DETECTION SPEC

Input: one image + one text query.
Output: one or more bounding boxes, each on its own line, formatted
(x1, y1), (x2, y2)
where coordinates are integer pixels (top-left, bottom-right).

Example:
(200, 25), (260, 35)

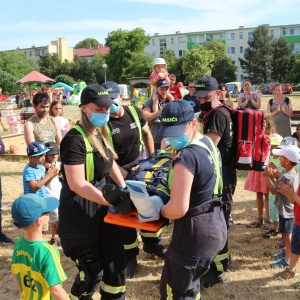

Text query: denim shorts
(291, 223), (300, 255)
(279, 215), (294, 234)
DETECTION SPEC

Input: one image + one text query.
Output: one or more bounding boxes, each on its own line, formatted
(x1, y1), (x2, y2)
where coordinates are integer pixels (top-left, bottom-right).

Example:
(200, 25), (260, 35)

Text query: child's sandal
(276, 268), (298, 279)
(247, 218), (263, 228)
(275, 239), (285, 249)
(262, 219), (273, 230)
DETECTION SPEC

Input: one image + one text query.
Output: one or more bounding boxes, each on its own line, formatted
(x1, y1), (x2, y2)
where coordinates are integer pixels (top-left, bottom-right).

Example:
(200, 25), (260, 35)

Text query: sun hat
(153, 58), (166, 66)
(159, 99), (194, 137)
(80, 84), (114, 107)
(270, 133), (283, 146)
(27, 141), (50, 157)
(194, 76), (219, 98)
(11, 193), (59, 228)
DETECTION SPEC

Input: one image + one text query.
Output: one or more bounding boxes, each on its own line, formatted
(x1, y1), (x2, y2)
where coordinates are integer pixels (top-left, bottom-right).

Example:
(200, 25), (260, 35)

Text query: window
(239, 32), (243, 39)
(227, 33), (235, 40)
(159, 38), (167, 55)
(290, 28), (295, 35)
(283, 28), (287, 35)
(178, 37), (185, 44)
(290, 43), (295, 51)
(227, 47), (235, 54)
(179, 50), (184, 57)
(240, 46), (243, 54)
(171, 37), (174, 44)
(248, 31), (253, 40)
(152, 39), (155, 46)
(206, 34), (213, 42)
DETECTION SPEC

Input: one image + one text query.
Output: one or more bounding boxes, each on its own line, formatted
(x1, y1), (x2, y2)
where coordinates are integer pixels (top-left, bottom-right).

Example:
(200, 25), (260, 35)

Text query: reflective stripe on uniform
(166, 283), (173, 300)
(139, 228), (162, 238)
(213, 252), (229, 272)
(144, 158), (170, 182)
(124, 238), (139, 250)
(100, 280), (125, 294)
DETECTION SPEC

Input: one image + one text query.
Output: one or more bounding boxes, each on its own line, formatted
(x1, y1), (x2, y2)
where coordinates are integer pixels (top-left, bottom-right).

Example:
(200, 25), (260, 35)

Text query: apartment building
(144, 24), (300, 81)
(2, 37), (74, 64)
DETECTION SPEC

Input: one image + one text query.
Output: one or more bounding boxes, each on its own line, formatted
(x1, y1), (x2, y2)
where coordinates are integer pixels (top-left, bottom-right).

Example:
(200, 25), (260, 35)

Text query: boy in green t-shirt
(11, 193), (69, 300)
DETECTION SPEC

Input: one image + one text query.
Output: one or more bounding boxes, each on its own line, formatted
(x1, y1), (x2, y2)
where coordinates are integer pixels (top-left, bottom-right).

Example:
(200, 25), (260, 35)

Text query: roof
(73, 45), (110, 57)
(16, 71), (55, 84)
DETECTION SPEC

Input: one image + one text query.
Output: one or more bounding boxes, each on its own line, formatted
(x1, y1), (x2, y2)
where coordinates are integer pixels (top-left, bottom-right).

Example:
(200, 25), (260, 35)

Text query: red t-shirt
(295, 186), (300, 226)
(170, 85), (182, 99)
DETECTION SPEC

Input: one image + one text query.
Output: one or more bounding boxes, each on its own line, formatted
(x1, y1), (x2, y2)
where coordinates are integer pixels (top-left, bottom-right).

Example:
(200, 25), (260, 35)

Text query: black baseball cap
(101, 81), (120, 99)
(80, 84), (114, 107)
(194, 76), (219, 98)
(45, 142), (60, 155)
(159, 100), (194, 137)
(156, 79), (170, 88)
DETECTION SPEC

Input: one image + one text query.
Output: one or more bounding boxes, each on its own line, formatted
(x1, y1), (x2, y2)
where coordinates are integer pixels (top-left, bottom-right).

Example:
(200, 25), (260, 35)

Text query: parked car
(293, 83), (300, 91)
(260, 84), (272, 94)
(281, 83), (293, 94)
(6, 94), (16, 104)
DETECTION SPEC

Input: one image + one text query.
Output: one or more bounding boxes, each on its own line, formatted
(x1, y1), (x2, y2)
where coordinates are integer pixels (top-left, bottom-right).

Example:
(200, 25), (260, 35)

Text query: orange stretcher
(104, 209), (165, 232)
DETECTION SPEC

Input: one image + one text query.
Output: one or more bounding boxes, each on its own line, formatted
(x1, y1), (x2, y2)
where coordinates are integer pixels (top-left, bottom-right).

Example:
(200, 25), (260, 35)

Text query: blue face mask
(167, 132), (189, 150)
(110, 99), (121, 113)
(86, 108), (109, 127)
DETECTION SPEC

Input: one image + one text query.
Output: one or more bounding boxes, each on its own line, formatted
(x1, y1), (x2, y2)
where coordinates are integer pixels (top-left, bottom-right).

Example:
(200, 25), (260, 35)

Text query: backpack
(202, 105), (270, 171)
(132, 150), (172, 204)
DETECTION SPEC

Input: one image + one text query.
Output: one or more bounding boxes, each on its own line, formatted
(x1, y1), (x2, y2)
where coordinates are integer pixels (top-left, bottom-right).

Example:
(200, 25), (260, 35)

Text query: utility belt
(187, 197), (223, 217)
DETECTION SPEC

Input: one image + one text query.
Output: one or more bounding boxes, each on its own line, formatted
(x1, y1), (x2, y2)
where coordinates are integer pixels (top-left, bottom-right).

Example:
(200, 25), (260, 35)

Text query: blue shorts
(279, 215), (294, 234)
(291, 223), (300, 255)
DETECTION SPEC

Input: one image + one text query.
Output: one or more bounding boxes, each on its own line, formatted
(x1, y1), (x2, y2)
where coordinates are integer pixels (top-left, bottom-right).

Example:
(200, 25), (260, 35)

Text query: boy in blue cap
(11, 193), (69, 299)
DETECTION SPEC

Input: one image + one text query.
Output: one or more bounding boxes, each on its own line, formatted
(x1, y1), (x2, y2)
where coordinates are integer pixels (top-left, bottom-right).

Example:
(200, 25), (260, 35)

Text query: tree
(55, 74), (75, 87)
(0, 70), (19, 94)
(271, 37), (294, 82)
(74, 38), (100, 49)
(123, 52), (152, 81)
(239, 25), (273, 83)
(284, 53), (300, 82)
(70, 56), (96, 84)
(39, 53), (62, 78)
(90, 52), (107, 84)
(182, 45), (214, 83)
(105, 28), (150, 83)
(205, 38), (237, 83)
(0, 50), (38, 79)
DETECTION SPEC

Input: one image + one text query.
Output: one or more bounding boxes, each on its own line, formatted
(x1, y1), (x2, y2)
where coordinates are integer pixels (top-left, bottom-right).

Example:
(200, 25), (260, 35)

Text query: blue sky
(1, 0), (299, 51)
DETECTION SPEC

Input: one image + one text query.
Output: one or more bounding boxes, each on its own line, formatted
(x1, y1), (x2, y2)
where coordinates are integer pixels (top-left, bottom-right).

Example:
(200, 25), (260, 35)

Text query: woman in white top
(50, 100), (70, 137)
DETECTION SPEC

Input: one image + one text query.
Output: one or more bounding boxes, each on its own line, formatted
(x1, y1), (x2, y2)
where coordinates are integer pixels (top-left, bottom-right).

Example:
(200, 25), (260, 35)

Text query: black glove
(102, 184), (131, 215)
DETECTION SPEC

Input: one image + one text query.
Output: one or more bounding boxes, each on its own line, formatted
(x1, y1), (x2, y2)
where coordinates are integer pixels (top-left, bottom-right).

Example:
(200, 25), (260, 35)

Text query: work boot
(125, 257), (137, 279)
(143, 243), (167, 259)
(201, 269), (227, 288)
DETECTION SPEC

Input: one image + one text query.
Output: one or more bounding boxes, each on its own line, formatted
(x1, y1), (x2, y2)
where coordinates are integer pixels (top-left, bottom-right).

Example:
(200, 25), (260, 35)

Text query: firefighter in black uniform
(158, 100), (227, 299)
(101, 81), (167, 279)
(194, 75), (237, 287)
(58, 84), (127, 300)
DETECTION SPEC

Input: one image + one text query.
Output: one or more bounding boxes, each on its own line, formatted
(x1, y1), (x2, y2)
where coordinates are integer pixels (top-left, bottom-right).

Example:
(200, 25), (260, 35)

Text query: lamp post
(102, 63), (107, 82)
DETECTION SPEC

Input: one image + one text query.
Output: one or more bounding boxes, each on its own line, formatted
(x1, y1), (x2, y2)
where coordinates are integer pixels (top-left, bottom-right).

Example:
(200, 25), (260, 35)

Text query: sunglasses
(189, 86), (196, 88)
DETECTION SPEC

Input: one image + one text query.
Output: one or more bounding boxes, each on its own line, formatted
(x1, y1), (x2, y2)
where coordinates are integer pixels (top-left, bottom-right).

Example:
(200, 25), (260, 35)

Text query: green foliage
(105, 28), (150, 83)
(271, 37), (294, 82)
(205, 38), (237, 83)
(74, 38), (100, 49)
(55, 74), (75, 86)
(39, 53), (61, 78)
(0, 50), (38, 79)
(90, 53), (107, 84)
(161, 50), (184, 83)
(239, 25), (273, 83)
(284, 53), (300, 82)
(0, 70), (19, 94)
(70, 56), (97, 84)
(123, 53), (152, 82)
(182, 45), (214, 82)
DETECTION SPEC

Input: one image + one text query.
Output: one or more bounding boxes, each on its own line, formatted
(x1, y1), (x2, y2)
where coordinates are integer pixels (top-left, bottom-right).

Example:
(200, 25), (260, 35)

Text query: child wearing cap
(150, 58), (173, 122)
(23, 141), (59, 198)
(44, 142), (62, 246)
(11, 193), (69, 299)
(263, 145), (300, 269)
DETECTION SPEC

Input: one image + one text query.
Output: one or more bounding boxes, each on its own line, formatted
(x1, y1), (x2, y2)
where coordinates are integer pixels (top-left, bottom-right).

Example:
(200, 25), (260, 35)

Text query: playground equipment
(127, 77), (152, 108)
(53, 81), (86, 105)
